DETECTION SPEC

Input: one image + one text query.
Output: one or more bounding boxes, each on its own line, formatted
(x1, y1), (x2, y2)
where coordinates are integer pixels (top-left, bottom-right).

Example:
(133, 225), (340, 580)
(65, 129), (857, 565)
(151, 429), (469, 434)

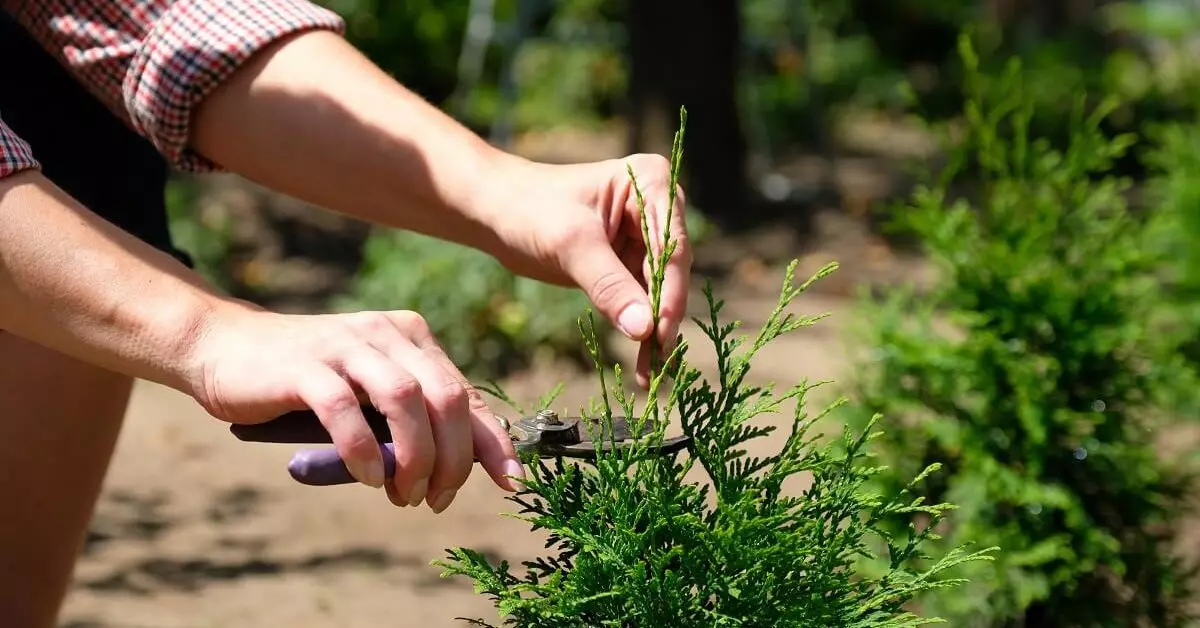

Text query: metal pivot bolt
(535, 409), (561, 426)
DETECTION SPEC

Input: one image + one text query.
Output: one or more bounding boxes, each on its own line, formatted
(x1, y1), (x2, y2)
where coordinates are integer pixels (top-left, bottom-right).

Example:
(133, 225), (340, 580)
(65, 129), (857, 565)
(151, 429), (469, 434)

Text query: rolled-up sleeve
(5, 0), (345, 172)
(0, 117), (39, 179)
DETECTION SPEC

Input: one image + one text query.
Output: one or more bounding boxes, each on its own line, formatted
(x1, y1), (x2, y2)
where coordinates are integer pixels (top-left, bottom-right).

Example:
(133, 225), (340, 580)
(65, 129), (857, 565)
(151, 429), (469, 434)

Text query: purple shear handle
(287, 443), (399, 486)
(229, 405), (501, 487)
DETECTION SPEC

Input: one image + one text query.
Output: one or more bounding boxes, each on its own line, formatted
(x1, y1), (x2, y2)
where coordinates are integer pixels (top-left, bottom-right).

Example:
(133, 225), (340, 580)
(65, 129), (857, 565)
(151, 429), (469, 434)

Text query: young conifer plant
(436, 108), (996, 627)
(845, 35), (1199, 627)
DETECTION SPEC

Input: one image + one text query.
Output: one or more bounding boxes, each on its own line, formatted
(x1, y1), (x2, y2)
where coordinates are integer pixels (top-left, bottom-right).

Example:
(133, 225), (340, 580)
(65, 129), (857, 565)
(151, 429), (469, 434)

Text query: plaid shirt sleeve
(0, 117), (39, 179)
(0, 0), (345, 178)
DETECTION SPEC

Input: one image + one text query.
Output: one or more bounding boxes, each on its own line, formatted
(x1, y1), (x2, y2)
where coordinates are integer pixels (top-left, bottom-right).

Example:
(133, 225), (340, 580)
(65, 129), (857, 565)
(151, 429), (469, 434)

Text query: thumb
(564, 240), (654, 341)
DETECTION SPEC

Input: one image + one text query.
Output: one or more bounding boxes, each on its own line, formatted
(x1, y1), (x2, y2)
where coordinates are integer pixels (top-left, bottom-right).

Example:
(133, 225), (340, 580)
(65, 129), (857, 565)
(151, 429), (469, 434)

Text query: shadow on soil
(79, 547), (412, 595)
(83, 489), (176, 555)
(79, 485), (505, 597)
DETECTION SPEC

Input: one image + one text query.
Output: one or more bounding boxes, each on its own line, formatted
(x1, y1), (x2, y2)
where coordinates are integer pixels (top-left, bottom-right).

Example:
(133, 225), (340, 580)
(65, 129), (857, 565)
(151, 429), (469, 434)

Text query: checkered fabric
(0, 0), (346, 179)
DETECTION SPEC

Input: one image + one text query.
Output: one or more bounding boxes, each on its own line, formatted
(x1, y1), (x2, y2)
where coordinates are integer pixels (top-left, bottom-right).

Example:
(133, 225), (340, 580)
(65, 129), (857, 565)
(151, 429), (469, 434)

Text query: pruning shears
(229, 406), (691, 486)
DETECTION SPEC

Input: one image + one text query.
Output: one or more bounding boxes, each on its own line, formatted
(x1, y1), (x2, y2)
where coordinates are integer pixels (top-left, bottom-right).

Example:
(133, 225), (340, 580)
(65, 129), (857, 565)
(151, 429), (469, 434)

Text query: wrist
(171, 295), (262, 400)
(460, 151), (548, 249)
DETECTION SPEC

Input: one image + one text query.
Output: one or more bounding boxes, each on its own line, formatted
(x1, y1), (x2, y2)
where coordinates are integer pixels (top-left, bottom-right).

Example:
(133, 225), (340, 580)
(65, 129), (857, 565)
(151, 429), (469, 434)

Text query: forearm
(189, 29), (525, 254)
(0, 171), (235, 390)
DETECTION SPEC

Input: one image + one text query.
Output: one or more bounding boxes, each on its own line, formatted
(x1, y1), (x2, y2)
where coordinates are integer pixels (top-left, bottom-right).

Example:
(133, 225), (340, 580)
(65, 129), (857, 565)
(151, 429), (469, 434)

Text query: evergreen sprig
(437, 107), (995, 627)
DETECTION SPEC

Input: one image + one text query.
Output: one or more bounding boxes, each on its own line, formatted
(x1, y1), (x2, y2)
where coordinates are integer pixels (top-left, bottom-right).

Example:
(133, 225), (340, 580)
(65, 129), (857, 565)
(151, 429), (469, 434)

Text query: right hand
(184, 303), (523, 513)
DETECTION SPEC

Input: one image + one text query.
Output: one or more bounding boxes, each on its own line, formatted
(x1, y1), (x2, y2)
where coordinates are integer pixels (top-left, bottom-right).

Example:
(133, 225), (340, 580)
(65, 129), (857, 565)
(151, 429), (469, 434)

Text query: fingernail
(504, 459), (527, 492)
(618, 303), (653, 339)
(384, 482), (407, 508)
(430, 489), (457, 514)
(407, 477), (429, 507)
(352, 458), (385, 488)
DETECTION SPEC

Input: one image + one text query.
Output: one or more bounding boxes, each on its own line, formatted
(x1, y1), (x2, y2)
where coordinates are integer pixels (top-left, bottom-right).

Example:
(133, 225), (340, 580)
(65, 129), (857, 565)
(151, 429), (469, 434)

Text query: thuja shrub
(436, 110), (996, 627)
(845, 35), (1199, 627)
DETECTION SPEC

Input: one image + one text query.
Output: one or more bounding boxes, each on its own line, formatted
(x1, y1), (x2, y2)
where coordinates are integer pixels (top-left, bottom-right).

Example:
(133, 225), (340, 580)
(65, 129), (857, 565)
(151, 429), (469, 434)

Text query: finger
(384, 477), (408, 508)
(341, 348), (435, 506)
(296, 368), (385, 489)
(386, 338), (473, 514)
(619, 240), (649, 291)
(469, 391), (526, 492)
(628, 239), (657, 388)
(658, 191), (692, 348)
(622, 159), (691, 349)
(402, 331), (524, 492)
(563, 231), (654, 342)
(635, 202), (690, 349)
(636, 341), (651, 390)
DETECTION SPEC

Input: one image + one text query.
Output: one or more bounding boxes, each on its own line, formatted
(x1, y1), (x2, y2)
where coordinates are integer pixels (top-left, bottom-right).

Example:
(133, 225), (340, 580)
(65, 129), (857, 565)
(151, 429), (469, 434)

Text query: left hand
(475, 153), (691, 388)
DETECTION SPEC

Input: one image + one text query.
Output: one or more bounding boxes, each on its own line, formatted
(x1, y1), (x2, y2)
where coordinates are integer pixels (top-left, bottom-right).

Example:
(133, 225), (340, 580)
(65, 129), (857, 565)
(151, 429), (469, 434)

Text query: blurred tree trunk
(626, 0), (759, 232)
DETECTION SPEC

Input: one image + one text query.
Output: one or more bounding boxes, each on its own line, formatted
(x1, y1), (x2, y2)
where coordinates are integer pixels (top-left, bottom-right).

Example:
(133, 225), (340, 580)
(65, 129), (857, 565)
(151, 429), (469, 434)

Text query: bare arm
(0, 170), (228, 391)
(189, 29), (523, 257)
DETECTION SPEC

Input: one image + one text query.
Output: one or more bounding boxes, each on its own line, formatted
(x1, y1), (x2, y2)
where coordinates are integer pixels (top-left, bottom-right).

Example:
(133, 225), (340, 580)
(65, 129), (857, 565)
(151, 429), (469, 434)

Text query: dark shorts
(0, 12), (192, 268)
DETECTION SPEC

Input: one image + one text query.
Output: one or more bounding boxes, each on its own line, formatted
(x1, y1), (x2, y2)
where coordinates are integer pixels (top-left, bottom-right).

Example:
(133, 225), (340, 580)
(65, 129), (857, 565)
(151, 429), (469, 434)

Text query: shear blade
(517, 416), (692, 459)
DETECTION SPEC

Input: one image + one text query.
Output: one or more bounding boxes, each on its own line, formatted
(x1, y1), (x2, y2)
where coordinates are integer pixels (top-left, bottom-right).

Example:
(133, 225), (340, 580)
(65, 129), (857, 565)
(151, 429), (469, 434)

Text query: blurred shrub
(316, 0), (471, 104)
(844, 36), (1198, 626)
(460, 0), (628, 132)
(334, 229), (594, 379)
(318, 0), (628, 134)
(1100, 1), (1200, 118)
(1141, 118), (1200, 411)
(788, 1), (1200, 175)
(165, 177), (235, 292)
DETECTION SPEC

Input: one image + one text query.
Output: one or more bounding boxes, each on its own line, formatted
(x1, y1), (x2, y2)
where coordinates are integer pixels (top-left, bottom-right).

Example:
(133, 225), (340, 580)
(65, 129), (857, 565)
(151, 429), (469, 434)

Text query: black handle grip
(229, 404), (392, 444)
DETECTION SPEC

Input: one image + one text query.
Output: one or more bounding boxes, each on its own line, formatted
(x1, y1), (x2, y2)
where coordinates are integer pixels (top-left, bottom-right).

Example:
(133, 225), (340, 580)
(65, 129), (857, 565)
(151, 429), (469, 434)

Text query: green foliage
(1143, 119), (1200, 376)
(1100, 2), (1200, 119)
(437, 109), (995, 627)
(323, 0), (626, 133)
(335, 229), (591, 379)
(479, 0), (626, 132)
(165, 177), (234, 291)
(317, 0), (471, 103)
(846, 35), (1199, 626)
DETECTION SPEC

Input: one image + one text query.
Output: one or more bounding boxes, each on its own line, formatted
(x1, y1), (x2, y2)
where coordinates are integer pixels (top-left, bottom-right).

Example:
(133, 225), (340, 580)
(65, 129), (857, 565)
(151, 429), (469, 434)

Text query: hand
(477, 154), (692, 388)
(186, 303), (523, 513)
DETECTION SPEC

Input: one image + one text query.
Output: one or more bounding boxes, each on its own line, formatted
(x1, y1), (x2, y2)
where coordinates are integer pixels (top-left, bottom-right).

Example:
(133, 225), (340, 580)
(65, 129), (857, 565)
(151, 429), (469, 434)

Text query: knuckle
(441, 378), (470, 406)
(313, 387), (357, 416)
(631, 152), (670, 172)
(339, 426), (380, 457)
(382, 376), (423, 403)
(388, 310), (428, 333)
(464, 383), (490, 412)
(428, 378), (470, 418)
(347, 310), (394, 336)
(588, 270), (629, 309)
